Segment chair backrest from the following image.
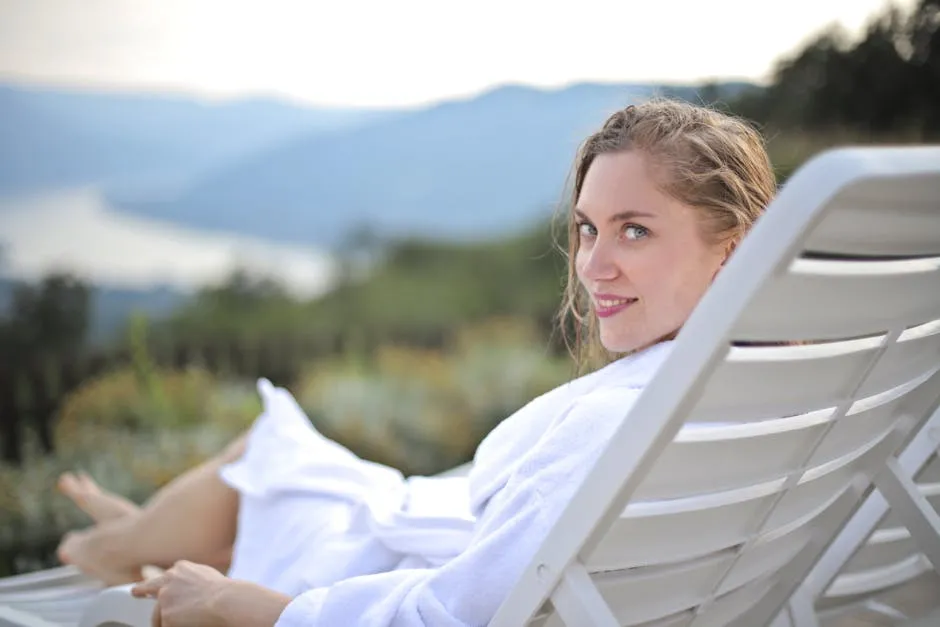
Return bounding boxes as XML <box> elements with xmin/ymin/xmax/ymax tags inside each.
<box><xmin>489</xmin><ymin>146</ymin><xmax>940</xmax><ymax>627</ymax></box>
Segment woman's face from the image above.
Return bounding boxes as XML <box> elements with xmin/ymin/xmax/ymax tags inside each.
<box><xmin>575</xmin><ymin>150</ymin><xmax>731</xmax><ymax>354</ymax></box>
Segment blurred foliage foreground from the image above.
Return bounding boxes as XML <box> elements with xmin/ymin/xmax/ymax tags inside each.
<box><xmin>0</xmin><ymin>317</ymin><xmax>572</xmax><ymax>575</ymax></box>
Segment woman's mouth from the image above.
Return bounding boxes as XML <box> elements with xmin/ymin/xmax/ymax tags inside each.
<box><xmin>594</xmin><ymin>295</ymin><xmax>637</xmax><ymax>318</ymax></box>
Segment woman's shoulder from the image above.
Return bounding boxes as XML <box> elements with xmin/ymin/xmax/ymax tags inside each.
<box><xmin>471</xmin><ymin>342</ymin><xmax>674</xmax><ymax>473</ymax></box>
<box><xmin>515</xmin><ymin>343</ymin><xmax>678</xmax><ymax>470</ymax></box>
<box><xmin>468</xmin><ymin>343</ymin><xmax>674</xmax><ymax>514</ymax></box>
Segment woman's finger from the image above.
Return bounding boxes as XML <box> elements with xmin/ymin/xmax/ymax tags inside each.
<box><xmin>151</xmin><ymin>601</ymin><xmax>162</xmax><ymax>627</ymax></box>
<box><xmin>132</xmin><ymin>572</ymin><xmax>169</xmax><ymax>598</ymax></box>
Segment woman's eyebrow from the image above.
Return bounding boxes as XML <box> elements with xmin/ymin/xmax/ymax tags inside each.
<box><xmin>574</xmin><ymin>208</ymin><xmax>656</xmax><ymax>223</ymax></box>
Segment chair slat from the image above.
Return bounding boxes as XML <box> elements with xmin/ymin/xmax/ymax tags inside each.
<box><xmin>589</xmin><ymin>552</ymin><xmax>734</xmax><ymax>625</ymax></box>
<box><xmin>690</xmin><ymin>321</ymin><xmax>940</xmax><ymax>422</ymax></box>
<box><xmin>732</xmin><ymin>257</ymin><xmax>940</xmax><ymax>341</ymax></box>
<box><xmin>588</xmin><ymin>447</ymin><xmax>866</xmax><ymax>571</ymax></box>
<box><xmin>823</xmin><ymin>554</ymin><xmax>932</xmax><ymax>599</ymax></box>
<box><xmin>841</xmin><ymin>533</ymin><xmax>917</xmax><ymax>574</ymax></box>
<box><xmin>689</xmin><ymin>575</ymin><xmax>777</xmax><ymax>627</ymax></box>
<box><xmin>636</xmin><ymin>392</ymin><xmax>905</xmax><ymax>500</ymax></box>
<box><xmin>716</xmin><ymin>522</ymin><xmax>813</xmax><ymax>596</ymax></box>
<box><xmin>803</xmin><ymin>175</ymin><xmax>940</xmax><ymax>257</ymax></box>
<box><xmin>584</xmin><ymin>559</ymin><xmax>778</xmax><ymax>627</ymax></box>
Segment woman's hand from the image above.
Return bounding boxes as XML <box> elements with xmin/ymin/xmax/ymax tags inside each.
<box><xmin>131</xmin><ymin>561</ymin><xmax>290</xmax><ymax>627</ymax></box>
<box><xmin>132</xmin><ymin>561</ymin><xmax>228</xmax><ymax>627</ymax></box>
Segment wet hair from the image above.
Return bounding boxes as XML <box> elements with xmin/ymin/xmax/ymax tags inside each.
<box><xmin>557</xmin><ymin>98</ymin><xmax>777</xmax><ymax>370</ymax></box>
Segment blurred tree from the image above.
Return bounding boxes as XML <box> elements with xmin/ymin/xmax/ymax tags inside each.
<box><xmin>199</xmin><ymin>268</ymin><xmax>288</xmax><ymax>309</ymax></box>
<box><xmin>0</xmin><ymin>272</ymin><xmax>91</xmax><ymax>463</ymax></box>
<box><xmin>907</xmin><ymin>0</ymin><xmax>940</xmax><ymax>134</ymax></box>
<box><xmin>729</xmin><ymin>0</ymin><xmax>939</xmax><ymax>139</ymax></box>
<box><xmin>757</xmin><ymin>27</ymin><xmax>853</xmax><ymax>127</ymax></box>
<box><xmin>4</xmin><ymin>274</ymin><xmax>91</xmax><ymax>357</ymax></box>
<box><xmin>340</xmin><ymin>223</ymin><xmax>386</xmax><ymax>279</ymax></box>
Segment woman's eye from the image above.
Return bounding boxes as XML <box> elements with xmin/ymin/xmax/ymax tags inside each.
<box><xmin>578</xmin><ymin>222</ymin><xmax>597</xmax><ymax>237</ymax></box>
<box><xmin>624</xmin><ymin>225</ymin><xmax>649</xmax><ymax>240</ymax></box>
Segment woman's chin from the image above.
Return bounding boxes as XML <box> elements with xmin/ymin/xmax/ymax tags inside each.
<box><xmin>601</xmin><ymin>333</ymin><xmax>671</xmax><ymax>356</ymax></box>
<box><xmin>600</xmin><ymin>335</ymin><xmax>641</xmax><ymax>355</ymax></box>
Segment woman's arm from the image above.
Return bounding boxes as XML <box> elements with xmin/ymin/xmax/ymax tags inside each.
<box><xmin>217</xmin><ymin>580</ymin><xmax>292</xmax><ymax>627</ymax></box>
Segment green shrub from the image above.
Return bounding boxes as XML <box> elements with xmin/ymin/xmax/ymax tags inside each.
<box><xmin>53</xmin><ymin>366</ymin><xmax>219</xmax><ymax>450</ymax></box>
<box><xmin>295</xmin><ymin>318</ymin><xmax>571</xmax><ymax>476</ymax></box>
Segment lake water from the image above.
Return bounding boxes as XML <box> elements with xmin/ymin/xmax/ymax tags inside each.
<box><xmin>0</xmin><ymin>187</ymin><xmax>338</xmax><ymax>298</ymax></box>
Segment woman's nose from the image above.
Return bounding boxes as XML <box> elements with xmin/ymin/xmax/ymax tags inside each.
<box><xmin>581</xmin><ymin>241</ymin><xmax>619</xmax><ymax>281</ymax></box>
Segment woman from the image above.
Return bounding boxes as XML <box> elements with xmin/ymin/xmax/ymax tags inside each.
<box><xmin>57</xmin><ymin>98</ymin><xmax>777</xmax><ymax>626</ymax></box>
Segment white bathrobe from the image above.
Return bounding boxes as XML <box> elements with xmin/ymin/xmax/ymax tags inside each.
<box><xmin>219</xmin><ymin>340</ymin><xmax>674</xmax><ymax>626</ymax></box>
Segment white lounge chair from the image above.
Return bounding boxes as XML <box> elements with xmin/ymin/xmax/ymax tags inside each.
<box><xmin>482</xmin><ymin>145</ymin><xmax>940</xmax><ymax>627</ymax></box>
<box><xmin>6</xmin><ymin>144</ymin><xmax>940</xmax><ymax>626</ymax></box>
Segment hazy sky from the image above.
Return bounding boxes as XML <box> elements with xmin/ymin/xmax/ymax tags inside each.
<box><xmin>0</xmin><ymin>0</ymin><xmax>915</xmax><ymax>108</ymax></box>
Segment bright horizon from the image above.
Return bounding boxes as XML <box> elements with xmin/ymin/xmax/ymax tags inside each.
<box><xmin>0</xmin><ymin>0</ymin><xmax>916</xmax><ymax>109</ymax></box>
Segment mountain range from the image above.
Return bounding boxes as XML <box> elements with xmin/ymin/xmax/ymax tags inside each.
<box><xmin>0</xmin><ymin>83</ymin><xmax>390</xmax><ymax>197</ymax></box>
<box><xmin>0</xmin><ymin>80</ymin><xmax>756</xmax><ymax>249</ymax></box>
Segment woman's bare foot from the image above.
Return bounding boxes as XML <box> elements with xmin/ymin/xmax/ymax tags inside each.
<box><xmin>57</xmin><ymin>521</ymin><xmax>143</xmax><ymax>586</ymax></box>
<box><xmin>57</xmin><ymin>471</ymin><xmax>139</xmax><ymax>522</ymax></box>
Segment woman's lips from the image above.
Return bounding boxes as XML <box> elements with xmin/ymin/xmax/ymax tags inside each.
<box><xmin>594</xmin><ymin>295</ymin><xmax>637</xmax><ymax>318</ymax></box>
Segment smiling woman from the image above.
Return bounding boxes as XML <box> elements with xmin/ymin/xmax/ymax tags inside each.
<box><xmin>559</xmin><ymin>100</ymin><xmax>777</xmax><ymax>368</ymax></box>
<box><xmin>54</xmin><ymin>98</ymin><xmax>779</xmax><ymax>627</ymax></box>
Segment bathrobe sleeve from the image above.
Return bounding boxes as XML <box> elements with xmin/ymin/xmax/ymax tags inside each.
<box><xmin>273</xmin><ymin>384</ymin><xmax>643</xmax><ymax>627</ymax></box>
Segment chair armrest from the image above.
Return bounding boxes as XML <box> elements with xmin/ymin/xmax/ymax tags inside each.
<box><xmin>78</xmin><ymin>585</ymin><xmax>155</xmax><ymax>627</ymax></box>
<box><xmin>0</xmin><ymin>604</ymin><xmax>60</xmax><ymax>627</ymax></box>
<box><xmin>0</xmin><ymin>567</ymin><xmax>93</xmax><ymax>594</ymax></box>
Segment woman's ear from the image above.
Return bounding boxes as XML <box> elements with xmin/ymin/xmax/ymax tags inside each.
<box><xmin>711</xmin><ymin>239</ymin><xmax>738</xmax><ymax>283</ymax></box>
<box><xmin>720</xmin><ymin>239</ymin><xmax>738</xmax><ymax>267</ymax></box>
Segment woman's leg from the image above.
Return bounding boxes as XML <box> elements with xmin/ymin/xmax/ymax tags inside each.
<box><xmin>58</xmin><ymin>434</ymin><xmax>247</xmax><ymax>584</ymax></box>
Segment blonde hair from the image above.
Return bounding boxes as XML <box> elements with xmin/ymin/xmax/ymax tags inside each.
<box><xmin>557</xmin><ymin>98</ymin><xmax>777</xmax><ymax>371</ymax></box>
